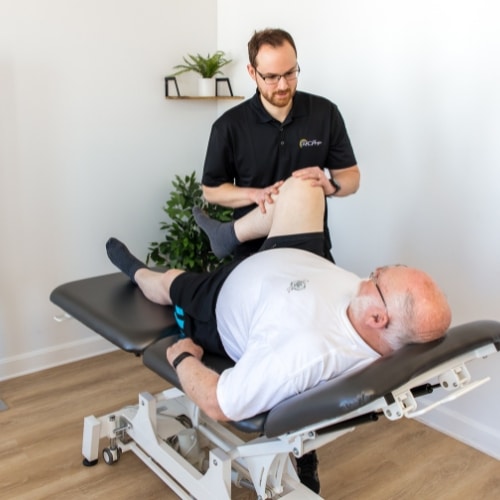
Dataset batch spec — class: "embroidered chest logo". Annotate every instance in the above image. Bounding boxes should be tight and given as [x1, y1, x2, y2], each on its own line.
[287, 279, 309, 293]
[299, 138, 323, 148]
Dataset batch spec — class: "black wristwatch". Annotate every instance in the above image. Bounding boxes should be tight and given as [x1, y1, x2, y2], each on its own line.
[172, 351, 194, 370]
[329, 177, 341, 196]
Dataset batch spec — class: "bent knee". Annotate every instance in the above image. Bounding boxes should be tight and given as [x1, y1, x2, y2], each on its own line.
[282, 175, 321, 190]
[280, 176, 324, 201]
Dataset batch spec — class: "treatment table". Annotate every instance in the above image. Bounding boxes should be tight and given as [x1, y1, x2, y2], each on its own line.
[50, 271, 500, 499]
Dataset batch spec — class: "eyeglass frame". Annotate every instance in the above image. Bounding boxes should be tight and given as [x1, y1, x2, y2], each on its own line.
[369, 270, 388, 311]
[368, 270, 390, 330]
[368, 265, 408, 326]
[253, 65, 301, 85]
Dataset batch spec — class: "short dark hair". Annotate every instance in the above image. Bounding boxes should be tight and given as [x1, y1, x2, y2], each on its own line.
[247, 28, 297, 68]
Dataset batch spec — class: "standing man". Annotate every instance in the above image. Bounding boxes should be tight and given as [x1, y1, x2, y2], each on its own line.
[200, 27, 359, 493]
[201, 28, 360, 261]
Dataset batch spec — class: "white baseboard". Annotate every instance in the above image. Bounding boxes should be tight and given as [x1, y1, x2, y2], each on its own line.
[418, 402, 500, 460]
[0, 337, 118, 382]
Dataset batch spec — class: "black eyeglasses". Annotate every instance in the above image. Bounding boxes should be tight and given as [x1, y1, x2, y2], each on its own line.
[254, 65, 300, 85]
[369, 269, 390, 330]
[368, 265, 408, 318]
[369, 270, 388, 312]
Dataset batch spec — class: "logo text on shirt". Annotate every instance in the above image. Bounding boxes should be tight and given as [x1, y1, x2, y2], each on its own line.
[299, 138, 323, 148]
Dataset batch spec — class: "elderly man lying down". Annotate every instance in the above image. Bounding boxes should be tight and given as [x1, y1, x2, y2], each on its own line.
[106, 176, 451, 423]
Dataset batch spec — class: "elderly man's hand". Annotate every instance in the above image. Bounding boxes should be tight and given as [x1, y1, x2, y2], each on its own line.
[166, 337, 204, 367]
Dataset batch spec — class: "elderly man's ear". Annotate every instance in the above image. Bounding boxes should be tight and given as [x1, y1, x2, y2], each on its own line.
[366, 307, 389, 330]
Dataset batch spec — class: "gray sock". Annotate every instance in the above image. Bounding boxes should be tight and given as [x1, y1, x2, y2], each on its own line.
[193, 207, 239, 259]
[106, 237, 147, 284]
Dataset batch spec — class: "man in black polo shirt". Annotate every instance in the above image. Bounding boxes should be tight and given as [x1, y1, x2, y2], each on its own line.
[201, 27, 360, 261]
[200, 27, 360, 493]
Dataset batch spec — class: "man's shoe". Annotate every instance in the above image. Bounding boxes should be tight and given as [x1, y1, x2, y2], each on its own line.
[296, 450, 320, 493]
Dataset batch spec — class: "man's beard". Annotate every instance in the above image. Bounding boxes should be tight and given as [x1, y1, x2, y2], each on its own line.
[261, 87, 294, 108]
[349, 294, 377, 323]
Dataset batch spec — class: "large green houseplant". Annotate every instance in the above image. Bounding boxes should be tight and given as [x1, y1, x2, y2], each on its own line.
[147, 172, 233, 272]
[172, 51, 232, 78]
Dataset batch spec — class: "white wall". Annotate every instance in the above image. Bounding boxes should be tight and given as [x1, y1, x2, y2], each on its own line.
[0, 0, 222, 378]
[218, 0, 500, 458]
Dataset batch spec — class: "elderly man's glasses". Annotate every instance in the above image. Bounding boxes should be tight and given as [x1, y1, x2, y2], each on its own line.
[368, 265, 407, 318]
[254, 66, 301, 85]
[369, 270, 390, 330]
[369, 270, 388, 312]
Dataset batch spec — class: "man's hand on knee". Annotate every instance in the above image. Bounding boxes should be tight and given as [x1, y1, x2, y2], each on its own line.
[252, 180, 284, 213]
[292, 166, 331, 194]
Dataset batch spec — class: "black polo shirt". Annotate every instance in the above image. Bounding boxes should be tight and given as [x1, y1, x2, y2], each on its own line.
[202, 90, 357, 257]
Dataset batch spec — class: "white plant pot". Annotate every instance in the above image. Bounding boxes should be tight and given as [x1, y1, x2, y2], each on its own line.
[198, 78, 215, 97]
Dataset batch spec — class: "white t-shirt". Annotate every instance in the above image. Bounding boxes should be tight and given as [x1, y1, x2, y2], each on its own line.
[215, 248, 380, 421]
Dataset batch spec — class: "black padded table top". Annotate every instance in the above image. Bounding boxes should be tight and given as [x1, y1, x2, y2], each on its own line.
[50, 272, 177, 354]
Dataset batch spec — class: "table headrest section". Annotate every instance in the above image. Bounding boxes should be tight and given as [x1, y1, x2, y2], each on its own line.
[143, 335, 268, 434]
[50, 272, 177, 354]
[263, 320, 500, 437]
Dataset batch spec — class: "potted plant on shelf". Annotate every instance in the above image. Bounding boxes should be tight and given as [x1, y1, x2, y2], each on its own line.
[171, 51, 232, 96]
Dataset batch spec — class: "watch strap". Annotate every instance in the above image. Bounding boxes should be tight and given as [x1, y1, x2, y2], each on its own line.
[329, 177, 341, 196]
[172, 351, 194, 370]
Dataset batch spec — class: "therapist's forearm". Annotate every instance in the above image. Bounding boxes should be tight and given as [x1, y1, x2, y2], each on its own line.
[329, 165, 360, 197]
[202, 183, 261, 209]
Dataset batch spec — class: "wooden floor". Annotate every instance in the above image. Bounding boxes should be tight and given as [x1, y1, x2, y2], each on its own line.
[1, 350, 499, 499]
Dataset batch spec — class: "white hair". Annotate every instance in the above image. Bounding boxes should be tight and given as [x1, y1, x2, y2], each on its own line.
[349, 294, 378, 321]
[350, 290, 422, 351]
[384, 292, 417, 350]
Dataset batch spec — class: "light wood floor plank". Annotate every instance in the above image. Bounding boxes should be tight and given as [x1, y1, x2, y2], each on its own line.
[1, 350, 499, 499]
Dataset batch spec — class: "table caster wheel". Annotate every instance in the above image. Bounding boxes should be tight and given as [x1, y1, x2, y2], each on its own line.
[102, 446, 122, 465]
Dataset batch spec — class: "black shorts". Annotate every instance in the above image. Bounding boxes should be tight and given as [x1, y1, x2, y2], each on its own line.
[169, 231, 325, 356]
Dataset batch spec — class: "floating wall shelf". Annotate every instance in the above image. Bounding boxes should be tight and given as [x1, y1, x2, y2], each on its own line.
[165, 76, 243, 100]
